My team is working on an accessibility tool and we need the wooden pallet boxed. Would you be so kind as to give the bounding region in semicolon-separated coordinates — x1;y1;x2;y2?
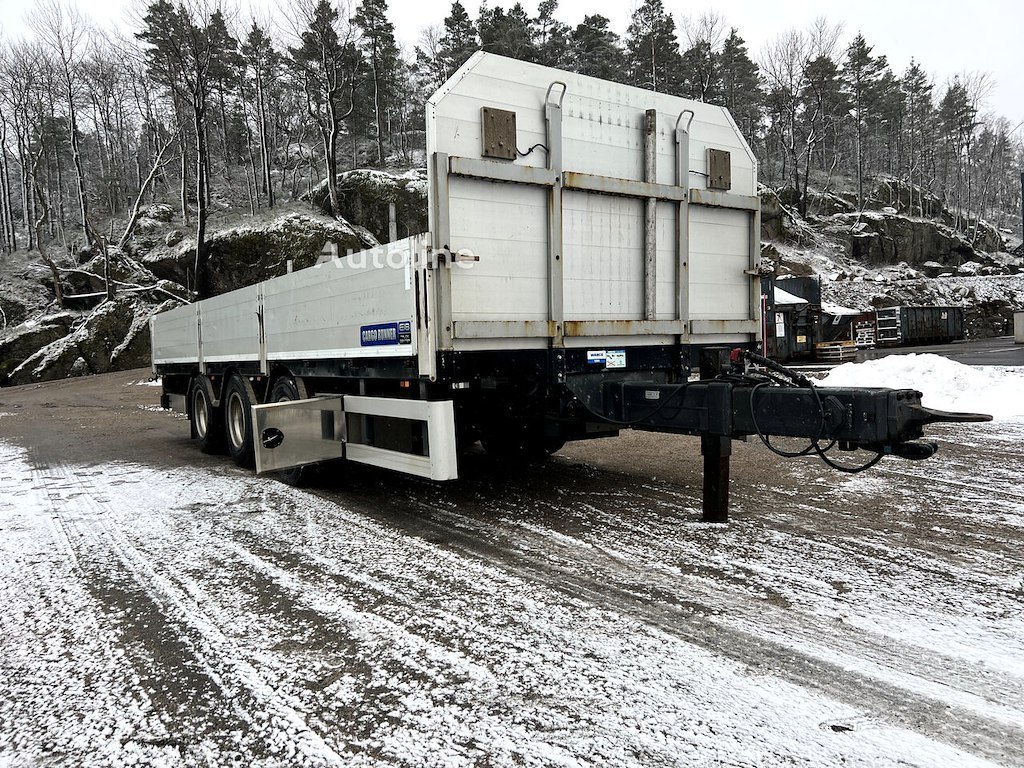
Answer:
815;341;859;364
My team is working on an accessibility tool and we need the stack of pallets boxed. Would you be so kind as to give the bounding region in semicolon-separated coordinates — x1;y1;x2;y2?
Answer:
815;341;859;364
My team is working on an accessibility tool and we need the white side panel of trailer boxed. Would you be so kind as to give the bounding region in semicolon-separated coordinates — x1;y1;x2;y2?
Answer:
199;286;261;363
262;238;420;361
150;303;199;365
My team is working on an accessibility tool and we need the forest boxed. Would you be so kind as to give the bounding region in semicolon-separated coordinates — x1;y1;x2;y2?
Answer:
0;0;1022;292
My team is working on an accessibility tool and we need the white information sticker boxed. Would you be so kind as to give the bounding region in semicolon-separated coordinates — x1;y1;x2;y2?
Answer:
605;349;627;369
586;349;626;368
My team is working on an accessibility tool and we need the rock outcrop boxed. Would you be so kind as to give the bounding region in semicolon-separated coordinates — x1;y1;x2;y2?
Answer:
140;209;377;296
4;297;173;385
822;211;979;268
305;168;429;244
2;206;377;385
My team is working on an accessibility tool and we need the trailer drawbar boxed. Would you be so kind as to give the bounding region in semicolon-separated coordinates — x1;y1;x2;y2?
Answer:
598;347;989;521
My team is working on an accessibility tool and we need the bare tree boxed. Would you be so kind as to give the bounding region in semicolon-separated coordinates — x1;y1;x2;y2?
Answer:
240;18;279;210
960;71;994;241
680;11;725;101
287;0;358;217
29;0;93;245
138;0;233;298
0;43;19;252
119;131;179;248
761;30;808;192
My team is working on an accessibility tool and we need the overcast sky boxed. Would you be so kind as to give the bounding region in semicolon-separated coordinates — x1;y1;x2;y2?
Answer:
1;0;1021;129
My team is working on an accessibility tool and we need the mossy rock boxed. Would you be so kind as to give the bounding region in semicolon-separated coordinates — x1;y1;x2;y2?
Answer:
0;313;76;382
202;213;376;296
6;297;169;385
307;168;428;244
138;203;175;223
140;210;376;297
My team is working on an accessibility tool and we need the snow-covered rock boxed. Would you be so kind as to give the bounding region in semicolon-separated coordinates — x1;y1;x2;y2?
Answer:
6;297;175;386
305;168;428;244
141;208;377;297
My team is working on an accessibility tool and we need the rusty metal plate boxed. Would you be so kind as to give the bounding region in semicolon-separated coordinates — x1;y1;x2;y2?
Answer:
481;107;517;160
708;148;732;190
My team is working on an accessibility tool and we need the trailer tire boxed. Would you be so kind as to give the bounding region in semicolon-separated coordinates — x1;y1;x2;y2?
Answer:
268;377;311;486
190;375;224;454
224;374;255;468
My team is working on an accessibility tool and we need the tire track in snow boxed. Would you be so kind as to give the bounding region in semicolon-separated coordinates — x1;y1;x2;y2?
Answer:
168;483;1003;768
32;458;352;767
293;474;1024;767
0;450;180;766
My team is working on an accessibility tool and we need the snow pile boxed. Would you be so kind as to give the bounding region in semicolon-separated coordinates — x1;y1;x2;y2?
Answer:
819;354;1024;420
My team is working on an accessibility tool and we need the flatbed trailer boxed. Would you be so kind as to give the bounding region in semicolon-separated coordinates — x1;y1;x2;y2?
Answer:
151;54;986;520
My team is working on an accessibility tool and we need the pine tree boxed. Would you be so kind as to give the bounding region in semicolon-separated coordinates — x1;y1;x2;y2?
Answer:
902;60;934;214
478;3;537;62
241;22;280;209
678;13;725;102
717;29;761;139
206;10;240;183
354;0;400;166
679;40;715;101
842;33;889;207
289;0;358;215
568;15;627;82
438;1;478;79
938;77;976;230
625;0;680;94
138;0;226;298
534;0;569;68
799;54;845;213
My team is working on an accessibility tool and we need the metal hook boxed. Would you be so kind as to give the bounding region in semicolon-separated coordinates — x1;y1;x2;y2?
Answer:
676;109;695;133
545;81;567;108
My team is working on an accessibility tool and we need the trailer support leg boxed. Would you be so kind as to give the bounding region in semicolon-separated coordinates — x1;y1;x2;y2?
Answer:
699;346;733;522
701;434;731;523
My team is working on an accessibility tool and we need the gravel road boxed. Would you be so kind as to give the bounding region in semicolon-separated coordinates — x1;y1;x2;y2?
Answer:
1;369;1021;767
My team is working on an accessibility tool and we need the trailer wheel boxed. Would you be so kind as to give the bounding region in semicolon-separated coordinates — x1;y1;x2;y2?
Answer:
268;377;310;486
190;375;224;454
224;374;255;468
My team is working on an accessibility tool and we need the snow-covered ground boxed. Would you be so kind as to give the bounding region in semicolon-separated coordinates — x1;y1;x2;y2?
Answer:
1;360;1022;767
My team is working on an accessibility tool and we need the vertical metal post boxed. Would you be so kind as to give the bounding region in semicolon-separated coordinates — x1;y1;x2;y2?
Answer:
643;109;658;321
388;201;398;243
750;205;762;332
699;347;733;523
196;304;205;376
432;152;454;351
257;284;267;376
675;112;692;334
701;435;732;523
546;87;566;347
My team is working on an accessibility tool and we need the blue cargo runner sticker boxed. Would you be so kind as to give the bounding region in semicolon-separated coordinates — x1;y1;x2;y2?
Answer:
360;321;412;346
